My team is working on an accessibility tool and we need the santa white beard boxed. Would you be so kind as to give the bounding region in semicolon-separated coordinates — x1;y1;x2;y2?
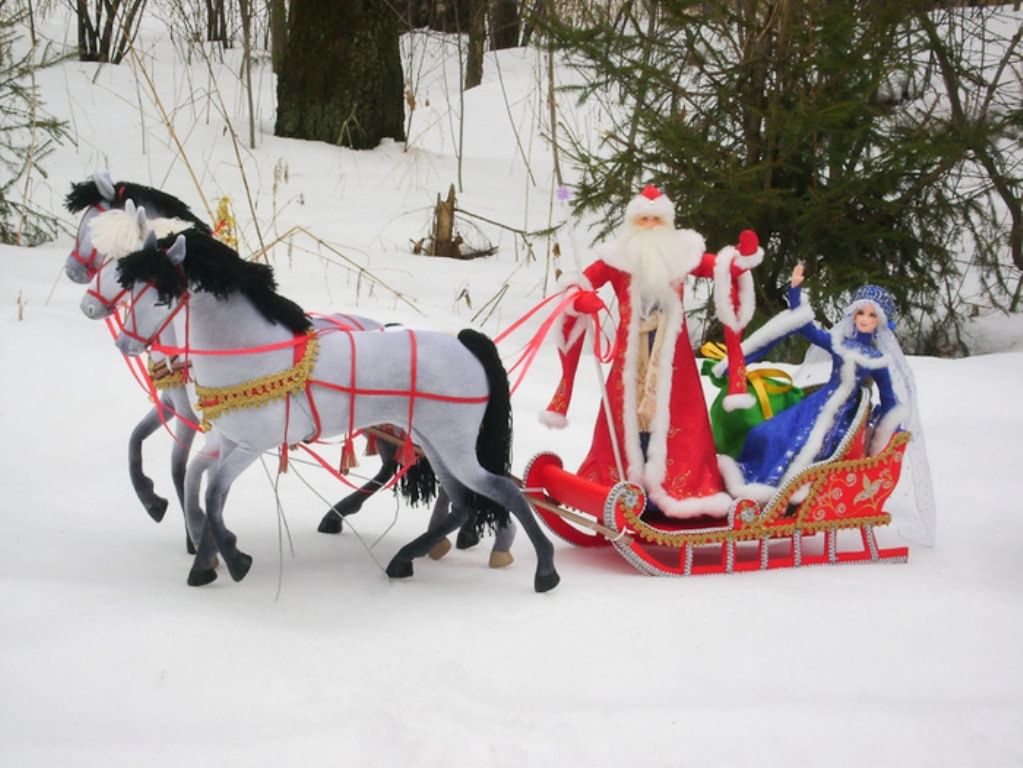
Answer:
619;224;688;305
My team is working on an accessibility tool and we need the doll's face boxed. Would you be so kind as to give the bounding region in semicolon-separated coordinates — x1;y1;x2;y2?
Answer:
633;214;665;230
854;305;880;334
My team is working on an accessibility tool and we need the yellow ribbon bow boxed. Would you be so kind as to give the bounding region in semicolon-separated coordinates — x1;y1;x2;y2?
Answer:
699;341;796;419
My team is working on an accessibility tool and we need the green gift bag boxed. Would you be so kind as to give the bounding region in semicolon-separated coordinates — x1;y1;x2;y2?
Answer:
699;344;804;459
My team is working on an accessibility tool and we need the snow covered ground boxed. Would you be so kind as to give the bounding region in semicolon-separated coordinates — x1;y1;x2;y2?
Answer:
2;10;1023;767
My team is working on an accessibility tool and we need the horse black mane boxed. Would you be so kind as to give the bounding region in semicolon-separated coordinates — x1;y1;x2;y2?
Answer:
65;179;211;234
117;228;310;334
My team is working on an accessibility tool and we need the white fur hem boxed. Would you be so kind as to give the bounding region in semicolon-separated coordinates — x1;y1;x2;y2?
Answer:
869;403;908;455
539;410;568;429
646;487;734;519
717;455;776;503
723;393;756;412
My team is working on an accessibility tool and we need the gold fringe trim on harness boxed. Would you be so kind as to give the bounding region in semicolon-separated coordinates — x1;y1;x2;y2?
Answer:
148;355;191;390
194;334;319;431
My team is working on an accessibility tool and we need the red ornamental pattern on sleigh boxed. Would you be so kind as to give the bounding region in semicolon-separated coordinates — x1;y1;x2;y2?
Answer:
525;401;911;576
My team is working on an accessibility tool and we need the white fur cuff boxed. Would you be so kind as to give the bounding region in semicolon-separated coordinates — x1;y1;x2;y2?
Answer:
722;393;756;412
539;410;568;429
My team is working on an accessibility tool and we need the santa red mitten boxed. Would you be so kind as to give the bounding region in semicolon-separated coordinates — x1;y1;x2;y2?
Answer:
572;290;603;315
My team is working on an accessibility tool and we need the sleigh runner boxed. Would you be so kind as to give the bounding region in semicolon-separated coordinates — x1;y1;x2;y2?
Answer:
523;389;911;576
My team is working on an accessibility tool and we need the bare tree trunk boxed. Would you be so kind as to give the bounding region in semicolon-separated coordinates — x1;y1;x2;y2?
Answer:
465;0;486;89
268;0;287;73
490;0;521;49
239;0;257;149
276;0;405;149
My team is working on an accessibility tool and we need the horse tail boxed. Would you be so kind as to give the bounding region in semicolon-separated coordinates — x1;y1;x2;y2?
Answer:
457;329;512;534
396;450;438;507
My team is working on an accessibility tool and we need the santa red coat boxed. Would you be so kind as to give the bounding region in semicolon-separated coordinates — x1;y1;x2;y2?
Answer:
543;229;757;518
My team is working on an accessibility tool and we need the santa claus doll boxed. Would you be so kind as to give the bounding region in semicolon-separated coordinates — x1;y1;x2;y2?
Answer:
541;184;762;518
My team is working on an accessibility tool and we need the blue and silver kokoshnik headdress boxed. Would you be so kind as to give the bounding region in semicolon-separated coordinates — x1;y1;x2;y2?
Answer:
849;284;897;330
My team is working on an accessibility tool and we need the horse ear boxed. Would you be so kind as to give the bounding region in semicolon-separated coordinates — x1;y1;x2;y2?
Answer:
166;234;187;266
143;229;158;250
134;204;148;233
124;198;137;217
93;169;116;201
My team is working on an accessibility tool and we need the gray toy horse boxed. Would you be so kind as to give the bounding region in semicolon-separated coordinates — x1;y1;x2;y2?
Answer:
82;223;555;591
69;173;514;564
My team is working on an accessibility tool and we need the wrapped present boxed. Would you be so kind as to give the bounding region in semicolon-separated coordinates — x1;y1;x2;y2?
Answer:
699;342;804;458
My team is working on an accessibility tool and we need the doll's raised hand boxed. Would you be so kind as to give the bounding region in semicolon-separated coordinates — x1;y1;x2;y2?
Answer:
790;263;805;288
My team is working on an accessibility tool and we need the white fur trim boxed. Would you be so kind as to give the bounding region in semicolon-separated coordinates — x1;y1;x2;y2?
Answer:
869;403;908;455
712;246;758;332
625;190;675;226
732;247;764;271
717;455;776;503
775;356;859;489
712;301;814;379
620;275;658;483
539;410;568;429
647;486;734;518
722;392;756;412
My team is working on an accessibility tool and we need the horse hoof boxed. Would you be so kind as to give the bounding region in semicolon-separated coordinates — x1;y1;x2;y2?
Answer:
489;550;514;569
534;570;560;593
386;559;414;579
317;513;343;534
187;567;218;587
456;527;480;550
228;552;253;582
146;497;168;523
428;538;452;560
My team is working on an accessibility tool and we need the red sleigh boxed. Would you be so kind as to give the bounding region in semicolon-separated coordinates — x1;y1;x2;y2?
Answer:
522;389;910;576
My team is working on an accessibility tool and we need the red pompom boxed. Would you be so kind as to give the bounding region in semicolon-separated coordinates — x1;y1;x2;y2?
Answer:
640;184;662;201
738;229;759;256
573;290;603;314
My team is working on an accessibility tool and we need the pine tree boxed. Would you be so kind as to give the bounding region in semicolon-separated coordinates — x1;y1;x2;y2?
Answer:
0;10;68;246
543;0;1022;353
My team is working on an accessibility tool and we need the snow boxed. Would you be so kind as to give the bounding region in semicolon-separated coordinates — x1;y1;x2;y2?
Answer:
2;12;1023;767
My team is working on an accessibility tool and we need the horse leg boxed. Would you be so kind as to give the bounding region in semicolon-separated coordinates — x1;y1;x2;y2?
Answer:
128;398;171;522
426;489;453;559
386;457;471;579
443;459;558;592
319;439;399;534
489;518;517;569
490;477;558;591
455;507;481;550
187;520;220;587
170;410;198;553
201;443;260;583
386;498;471;580
183;434;220;553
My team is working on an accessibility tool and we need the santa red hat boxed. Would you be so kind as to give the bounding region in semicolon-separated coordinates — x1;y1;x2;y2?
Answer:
624;184;675;227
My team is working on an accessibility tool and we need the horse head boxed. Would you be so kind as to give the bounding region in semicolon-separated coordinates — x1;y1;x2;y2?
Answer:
79;204;197;321
64;171;208;283
112;231;188;357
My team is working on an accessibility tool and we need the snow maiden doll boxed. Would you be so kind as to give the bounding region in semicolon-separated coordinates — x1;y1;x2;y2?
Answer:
715;264;936;544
